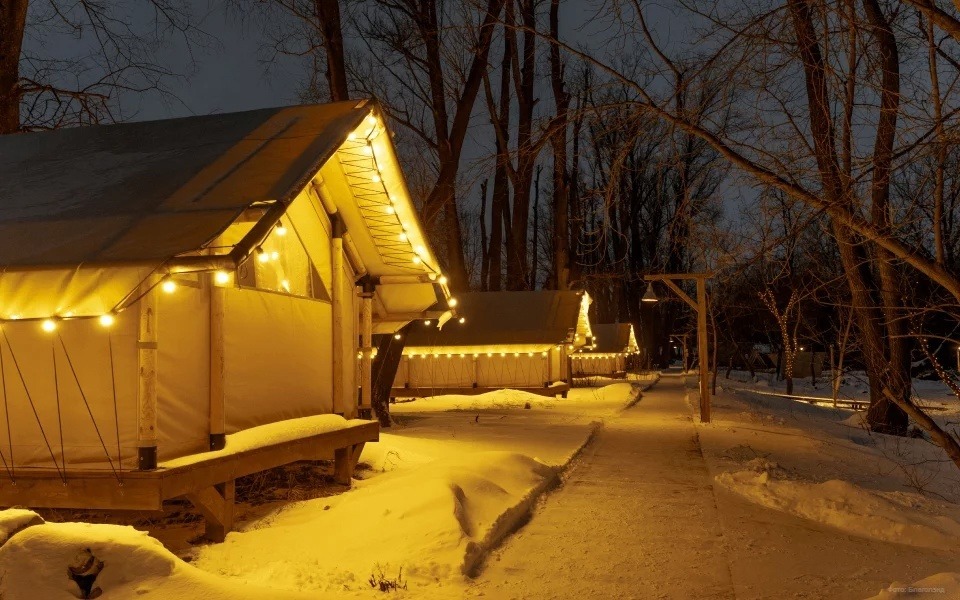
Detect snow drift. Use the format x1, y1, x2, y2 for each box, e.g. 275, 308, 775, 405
716, 460, 960, 550
193, 451, 559, 593
0, 514, 312, 600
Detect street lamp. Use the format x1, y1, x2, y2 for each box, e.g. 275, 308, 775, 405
641, 283, 659, 303
644, 272, 715, 423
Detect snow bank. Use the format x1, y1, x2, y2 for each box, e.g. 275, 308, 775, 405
867, 572, 960, 599
193, 451, 559, 593
0, 517, 312, 600
392, 388, 562, 412
0, 508, 43, 545
716, 462, 960, 550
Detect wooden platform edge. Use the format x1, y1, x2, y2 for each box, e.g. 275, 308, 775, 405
0, 420, 380, 512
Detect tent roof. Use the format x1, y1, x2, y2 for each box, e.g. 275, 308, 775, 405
0, 102, 367, 267
586, 323, 638, 353
404, 291, 588, 348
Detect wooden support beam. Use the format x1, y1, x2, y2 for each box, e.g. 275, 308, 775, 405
333, 442, 365, 486
187, 480, 235, 543
696, 276, 710, 423
137, 276, 160, 470
331, 215, 347, 417
209, 281, 226, 450
359, 283, 374, 419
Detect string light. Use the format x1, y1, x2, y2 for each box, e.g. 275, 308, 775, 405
413, 256, 423, 264
270, 251, 279, 261
399, 232, 408, 242
372, 173, 381, 183
385, 205, 396, 215
363, 146, 373, 156
41, 319, 57, 333
424, 320, 432, 326
161, 279, 177, 294
459, 317, 466, 324
394, 333, 402, 340
214, 271, 231, 285
98, 314, 115, 328
366, 115, 377, 126
257, 247, 269, 263
275, 222, 287, 236
438, 276, 448, 285
448, 298, 458, 308
348, 132, 357, 141
281, 279, 291, 293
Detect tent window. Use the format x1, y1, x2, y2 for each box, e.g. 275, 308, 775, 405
236, 219, 329, 302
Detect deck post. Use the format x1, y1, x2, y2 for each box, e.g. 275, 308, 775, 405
209, 278, 226, 451
331, 214, 348, 417
137, 275, 160, 470
187, 480, 235, 543
359, 278, 375, 419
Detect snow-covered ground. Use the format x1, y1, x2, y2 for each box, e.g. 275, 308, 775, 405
0, 380, 650, 599
4, 369, 960, 600
701, 372, 960, 598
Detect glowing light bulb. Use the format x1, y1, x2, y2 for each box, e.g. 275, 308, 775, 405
372, 173, 381, 183
413, 256, 423, 264
366, 115, 377, 126
281, 279, 291, 292
271, 251, 279, 261
99, 314, 115, 327
424, 320, 432, 326
161, 279, 177, 294
428, 273, 437, 281
541, 352, 548, 357
9, 314, 19, 321
415, 245, 426, 255
275, 223, 287, 236
214, 271, 230, 285
257, 247, 269, 263
363, 146, 373, 156
348, 132, 357, 141
458, 317, 466, 324
394, 333, 402, 340
448, 297, 458, 308
385, 205, 396, 215
41, 319, 57, 333
438, 276, 448, 285
399, 232, 408, 242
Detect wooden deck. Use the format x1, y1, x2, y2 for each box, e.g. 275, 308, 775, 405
391, 383, 570, 400
0, 418, 378, 541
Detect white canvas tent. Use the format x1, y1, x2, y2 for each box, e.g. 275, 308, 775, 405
571, 323, 640, 378
392, 291, 592, 398
0, 100, 452, 531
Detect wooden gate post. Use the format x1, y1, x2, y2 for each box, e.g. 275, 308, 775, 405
137, 275, 160, 470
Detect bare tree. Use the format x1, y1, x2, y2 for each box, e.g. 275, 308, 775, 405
1, 0, 202, 133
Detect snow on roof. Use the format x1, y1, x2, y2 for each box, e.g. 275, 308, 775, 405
404, 290, 590, 348
0, 102, 366, 267
584, 323, 639, 354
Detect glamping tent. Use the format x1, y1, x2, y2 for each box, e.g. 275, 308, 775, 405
392, 291, 592, 398
0, 100, 452, 538
571, 323, 640, 379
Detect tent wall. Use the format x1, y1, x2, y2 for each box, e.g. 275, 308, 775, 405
156, 281, 211, 461
395, 352, 554, 389
221, 288, 333, 432
571, 355, 626, 376
0, 315, 139, 469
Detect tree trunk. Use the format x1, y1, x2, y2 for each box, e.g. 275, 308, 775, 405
0, 0, 28, 134
371, 326, 410, 428
506, 0, 537, 291
549, 0, 570, 290
479, 180, 490, 290
315, 0, 349, 102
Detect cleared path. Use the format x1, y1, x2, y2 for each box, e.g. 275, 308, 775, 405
467, 372, 736, 599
